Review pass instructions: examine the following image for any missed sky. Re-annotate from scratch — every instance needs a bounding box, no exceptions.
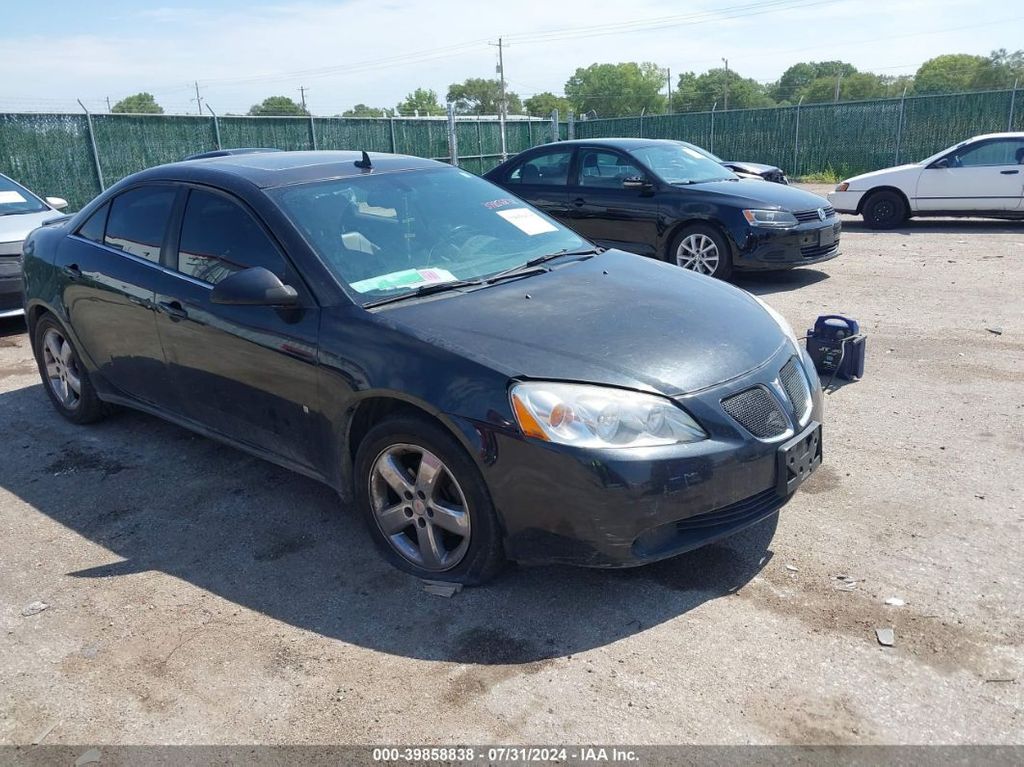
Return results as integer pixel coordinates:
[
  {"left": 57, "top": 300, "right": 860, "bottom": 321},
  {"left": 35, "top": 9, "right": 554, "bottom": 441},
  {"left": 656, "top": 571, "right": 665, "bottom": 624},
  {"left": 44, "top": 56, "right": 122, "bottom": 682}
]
[{"left": 0, "top": 0, "right": 1022, "bottom": 115}]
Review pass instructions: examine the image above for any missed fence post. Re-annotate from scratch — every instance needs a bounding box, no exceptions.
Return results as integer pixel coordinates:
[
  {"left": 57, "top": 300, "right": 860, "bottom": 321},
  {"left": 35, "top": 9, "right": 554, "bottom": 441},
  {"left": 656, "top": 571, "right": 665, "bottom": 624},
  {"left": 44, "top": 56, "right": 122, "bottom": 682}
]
[
  {"left": 551, "top": 109, "right": 559, "bottom": 142},
  {"left": 77, "top": 99, "right": 105, "bottom": 192},
  {"left": 309, "top": 113, "right": 318, "bottom": 150},
  {"left": 205, "top": 104, "right": 221, "bottom": 150},
  {"left": 567, "top": 111, "right": 575, "bottom": 140},
  {"left": 476, "top": 116, "right": 483, "bottom": 161},
  {"left": 1009, "top": 79, "right": 1019, "bottom": 131},
  {"left": 894, "top": 87, "right": 908, "bottom": 165},
  {"left": 527, "top": 118, "right": 533, "bottom": 146},
  {"left": 710, "top": 102, "right": 717, "bottom": 154},
  {"left": 639, "top": 107, "right": 645, "bottom": 138},
  {"left": 389, "top": 114, "right": 397, "bottom": 153},
  {"left": 446, "top": 103, "right": 459, "bottom": 167},
  {"left": 793, "top": 96, "right": 803, "bottom": 177}
]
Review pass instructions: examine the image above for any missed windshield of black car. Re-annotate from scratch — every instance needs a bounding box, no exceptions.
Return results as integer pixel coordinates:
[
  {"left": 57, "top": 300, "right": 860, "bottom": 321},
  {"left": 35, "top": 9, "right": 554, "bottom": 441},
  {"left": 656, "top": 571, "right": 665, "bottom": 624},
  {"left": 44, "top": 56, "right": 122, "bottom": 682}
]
[
  {"left": 629, "top": 144, "right": 737, "bottom": 184},
  {"left": 270, "top": 168, "right": 588, "bottom": 304},
  {"left": 0, "top": 175, "right": 47, "bottom": 215}
]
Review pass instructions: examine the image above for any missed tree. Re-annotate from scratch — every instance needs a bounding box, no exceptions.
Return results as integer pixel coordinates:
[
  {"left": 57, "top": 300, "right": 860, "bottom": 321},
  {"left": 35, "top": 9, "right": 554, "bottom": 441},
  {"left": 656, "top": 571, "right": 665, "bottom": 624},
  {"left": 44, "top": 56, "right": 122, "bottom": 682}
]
[
  {"left": 564, "top": 62, "right": 667, "bottom": 118},
  {"left": 343, "top": 104, "right": 387, "bottom": 118},
  {"left": 914, "top": 54, "right": 988, "bottom": 94},
  {"left": 396, "top": 88, "right": 444, "bottom": 116},
  {"left": 769, "top": 61, "right": 859, "bottom": 103},
  {"left": 446, "top": 78, "right": 522, "bottom": 115},
  {"left": 524, "top": 92, "right": 572, "bottom": 118},
  {"left": 110, "top": 92, "right": 163, "bottom": 114},
  {"left": 248, "top": 96, "right": 308, "bottom": 116},
  {"left": 671, "top": 68, "right": 773, "bottom": 112}
]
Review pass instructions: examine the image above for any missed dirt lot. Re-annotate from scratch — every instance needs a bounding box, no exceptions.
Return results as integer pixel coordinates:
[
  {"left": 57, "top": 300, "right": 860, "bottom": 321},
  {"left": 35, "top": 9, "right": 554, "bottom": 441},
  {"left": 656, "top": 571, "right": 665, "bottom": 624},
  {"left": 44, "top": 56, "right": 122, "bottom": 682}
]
[{"left": 1, "top": 185, "right": 1022, "bottom": 746}]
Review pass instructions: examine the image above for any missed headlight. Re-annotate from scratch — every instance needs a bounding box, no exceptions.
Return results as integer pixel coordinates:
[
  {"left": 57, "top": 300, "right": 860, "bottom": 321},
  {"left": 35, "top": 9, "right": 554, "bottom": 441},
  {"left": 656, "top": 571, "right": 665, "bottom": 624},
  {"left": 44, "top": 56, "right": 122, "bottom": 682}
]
[
  {"left": 836, "top": 182, "right": 849, "bottom": 192},
  {"left": 510, "top": 382, "right": 707, "bottom": 448},
  {"left": 751, "top": 294, "right": 799, "bottom": 350},
  {"left": 742, "top": 209, "right": 797, "bottom": 228}
]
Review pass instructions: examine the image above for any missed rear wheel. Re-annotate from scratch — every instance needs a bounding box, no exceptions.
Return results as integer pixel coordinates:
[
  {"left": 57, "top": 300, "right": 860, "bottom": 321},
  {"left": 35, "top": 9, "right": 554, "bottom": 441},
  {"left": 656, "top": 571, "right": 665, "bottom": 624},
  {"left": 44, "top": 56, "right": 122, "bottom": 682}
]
[
  {"left": 32, "top": 315, "right": 107, "bottom": 424},
  {"left": 670, "top": 225, "right": 732, "bottom": 280},
  {"left": 862, "top": 190, "right": 907, "bottom": 230},
  {"left": 353, "top": 415, "right": 505, "bottom": 585}
]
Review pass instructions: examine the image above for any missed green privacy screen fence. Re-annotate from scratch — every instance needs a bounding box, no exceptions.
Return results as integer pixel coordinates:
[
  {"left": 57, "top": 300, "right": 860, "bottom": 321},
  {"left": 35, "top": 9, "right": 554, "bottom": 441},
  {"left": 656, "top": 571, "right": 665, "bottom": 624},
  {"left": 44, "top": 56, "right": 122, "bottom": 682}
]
[
  {"left": 576, "top": 87, "right": 1022, "bottom": 180},
  {"left": 0, "top": 88, "right": 1020, "bottom": 210}
]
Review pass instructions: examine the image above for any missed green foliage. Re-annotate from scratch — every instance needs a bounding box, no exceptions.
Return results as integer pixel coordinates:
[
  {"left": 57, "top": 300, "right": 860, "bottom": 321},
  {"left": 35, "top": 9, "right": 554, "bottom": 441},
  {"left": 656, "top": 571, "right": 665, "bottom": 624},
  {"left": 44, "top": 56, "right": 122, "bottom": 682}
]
[
  {"left": 916, "top": 50, "right": 1024, "bottom": 94},
  {"left": 524, "top": 92, "right": 572, "bottom": 118},
  {"left": 672, "top": 68, "right": 773, "bottom": 112},
  {"left": 343, "top": 104, "right": 388, "bottom": 118},
  {"left": 446, "top": 78, "right": 522, "bottom": 115},
  {"left": 396, "top": 88, "right": 444, "bottom": 116},
  {"left": 247, "top": 96, "right": 308, "bottom": 116},
  {"left": 564, "top": 62, "right": 666, "bottom": 118},
  {"left": 110, "top": 92, "right": 163, "bottom": 114}
]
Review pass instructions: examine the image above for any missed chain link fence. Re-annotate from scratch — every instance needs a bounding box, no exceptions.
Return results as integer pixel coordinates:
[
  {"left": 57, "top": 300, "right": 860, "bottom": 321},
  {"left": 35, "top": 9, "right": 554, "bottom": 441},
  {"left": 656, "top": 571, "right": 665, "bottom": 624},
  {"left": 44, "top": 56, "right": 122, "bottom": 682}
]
[{"left": 1, "top": 88, "right": 1020, "bottom": 210}]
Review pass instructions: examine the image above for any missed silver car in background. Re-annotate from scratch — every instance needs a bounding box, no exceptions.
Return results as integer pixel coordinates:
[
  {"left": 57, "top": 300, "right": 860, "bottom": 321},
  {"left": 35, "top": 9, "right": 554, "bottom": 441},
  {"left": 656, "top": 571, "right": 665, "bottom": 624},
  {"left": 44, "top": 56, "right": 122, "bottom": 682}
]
[{"left": 0, "top": 173, "right": 68, "bottom": 318}]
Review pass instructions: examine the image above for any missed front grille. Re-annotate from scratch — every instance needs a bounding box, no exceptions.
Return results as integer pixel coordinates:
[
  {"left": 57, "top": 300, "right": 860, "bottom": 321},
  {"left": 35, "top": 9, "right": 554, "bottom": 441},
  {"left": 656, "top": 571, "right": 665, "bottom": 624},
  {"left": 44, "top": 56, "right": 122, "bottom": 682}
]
[
  {"left": 780, "top": 357, "right": 812, "bottom": 425},
  {"left": 800, "top": 241, "right": 840, "bottom": 259},
  {"left": 721, "top": 386, "right": 790, "bottom": 439},
  {"left": 793, "top": 206, "right": 835, "bottom": 222}
]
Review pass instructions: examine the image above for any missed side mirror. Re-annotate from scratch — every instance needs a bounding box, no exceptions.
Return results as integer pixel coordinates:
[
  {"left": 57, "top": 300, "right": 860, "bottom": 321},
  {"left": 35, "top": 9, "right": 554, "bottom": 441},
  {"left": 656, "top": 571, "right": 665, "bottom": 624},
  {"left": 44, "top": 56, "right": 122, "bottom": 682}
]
[
  {"left": 622, "top": 175, "right": 651, "bottom": 190},
  {"left": 931, "top": 158, "right": 950, "bottom": 169},
  {"left": 210, "top": 267, "right": 299, "bottom": 307},
  {"left": 45, "top": 196, "right": 69, "bottom": 210}
]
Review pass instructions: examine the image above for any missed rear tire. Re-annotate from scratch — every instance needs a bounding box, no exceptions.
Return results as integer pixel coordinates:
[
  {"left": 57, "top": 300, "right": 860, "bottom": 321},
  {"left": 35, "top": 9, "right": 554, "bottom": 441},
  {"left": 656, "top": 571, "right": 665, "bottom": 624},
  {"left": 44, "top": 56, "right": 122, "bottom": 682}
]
[
  {"left": 32, "top": 314, "right": 107, "bottom": 424},
  {"left": 353, "top": 414, "right": 505, "bottom": 585},
  {"left": 669, "top": 224, "right": 733, "bottom": 280},
  {"left": 862, "top": 190, "right": 907, "bottom": 230}
]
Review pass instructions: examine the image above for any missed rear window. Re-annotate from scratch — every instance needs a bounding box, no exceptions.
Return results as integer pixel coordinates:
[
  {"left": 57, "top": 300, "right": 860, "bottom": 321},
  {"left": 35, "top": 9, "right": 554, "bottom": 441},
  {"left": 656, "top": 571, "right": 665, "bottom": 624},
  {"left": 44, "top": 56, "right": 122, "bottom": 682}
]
[{"left": 104, "top": 186, "right": 176, "bottom": 262}]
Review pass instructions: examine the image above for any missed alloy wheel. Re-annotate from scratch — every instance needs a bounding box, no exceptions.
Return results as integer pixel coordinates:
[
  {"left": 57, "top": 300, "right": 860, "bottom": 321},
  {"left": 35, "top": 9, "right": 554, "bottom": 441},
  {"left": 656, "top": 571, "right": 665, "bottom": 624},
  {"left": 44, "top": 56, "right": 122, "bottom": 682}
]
[
  {"left": 368, "top": 444, "right": 471, "bottom": 572},
  {"left": 41, "top": 328, "right": 82, "bottom": 410},
  {"left": 676, "top": 233, "right": 720, "bottom": 275}
]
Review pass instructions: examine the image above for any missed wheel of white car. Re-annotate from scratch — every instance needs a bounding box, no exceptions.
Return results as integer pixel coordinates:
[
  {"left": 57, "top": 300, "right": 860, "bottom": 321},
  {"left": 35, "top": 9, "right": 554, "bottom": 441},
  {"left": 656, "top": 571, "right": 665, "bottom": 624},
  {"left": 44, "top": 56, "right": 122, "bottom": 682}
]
[{"left": 862, "top": 190, "right": 907, "bottom": 230}]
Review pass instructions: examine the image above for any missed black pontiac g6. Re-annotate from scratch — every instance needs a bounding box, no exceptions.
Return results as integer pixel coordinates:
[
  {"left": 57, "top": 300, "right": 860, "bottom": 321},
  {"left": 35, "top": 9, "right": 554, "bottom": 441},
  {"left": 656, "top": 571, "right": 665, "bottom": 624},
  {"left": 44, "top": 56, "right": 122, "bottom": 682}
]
[{"left": 22, "top": 151, "right": 823, "bottom": 584}]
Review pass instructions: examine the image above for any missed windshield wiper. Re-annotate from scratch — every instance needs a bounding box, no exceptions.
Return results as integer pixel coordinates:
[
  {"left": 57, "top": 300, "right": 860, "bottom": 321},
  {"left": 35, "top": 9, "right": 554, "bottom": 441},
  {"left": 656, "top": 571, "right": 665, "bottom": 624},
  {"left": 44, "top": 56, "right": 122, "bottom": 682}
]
[
  {"left": 362, "top": 278, "right": 483, "bottom": 308},
  {"left": 487, "top": 247, "right": 601, "bottom": 283}
]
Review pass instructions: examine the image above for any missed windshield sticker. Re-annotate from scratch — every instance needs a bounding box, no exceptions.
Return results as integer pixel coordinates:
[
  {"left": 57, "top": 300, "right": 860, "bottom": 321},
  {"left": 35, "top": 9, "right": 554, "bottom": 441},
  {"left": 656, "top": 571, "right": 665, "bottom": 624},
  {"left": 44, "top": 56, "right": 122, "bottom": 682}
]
[
  {"left": 497, "top": 208, "right": 558, "bottom": 235},
  {"left": 350, "top": 267, "right": 457, "bottom": 294},
  {"left": 483, "top": 198, "right": 516, "bottom": 210},
  {"left": 0, "top": 191, "right": 28, "bottom": 204}
]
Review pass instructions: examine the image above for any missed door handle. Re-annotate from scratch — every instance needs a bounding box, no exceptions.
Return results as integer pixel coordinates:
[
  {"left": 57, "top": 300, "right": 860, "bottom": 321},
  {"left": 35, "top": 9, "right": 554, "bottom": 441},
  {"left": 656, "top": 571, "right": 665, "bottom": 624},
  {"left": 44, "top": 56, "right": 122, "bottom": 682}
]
[
  {"left": 573, "top": 197, "right": 586, "bottom": 207},
  {"left": 61, "top": 264, "right": 82, "bottom": 280},
  {"left": 157, "top": 300, "right": 188, "bottom": 321},
  {"left": 1000, "top": 169, "right": 1020, "bottom": 174}
]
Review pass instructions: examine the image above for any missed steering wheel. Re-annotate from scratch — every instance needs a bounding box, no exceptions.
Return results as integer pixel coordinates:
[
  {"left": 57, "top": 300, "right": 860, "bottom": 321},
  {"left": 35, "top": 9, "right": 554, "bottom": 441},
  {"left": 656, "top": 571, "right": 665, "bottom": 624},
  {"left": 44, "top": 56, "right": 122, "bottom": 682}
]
[{"left": 428, "top": 224, "right": 475, "bottom": 264}]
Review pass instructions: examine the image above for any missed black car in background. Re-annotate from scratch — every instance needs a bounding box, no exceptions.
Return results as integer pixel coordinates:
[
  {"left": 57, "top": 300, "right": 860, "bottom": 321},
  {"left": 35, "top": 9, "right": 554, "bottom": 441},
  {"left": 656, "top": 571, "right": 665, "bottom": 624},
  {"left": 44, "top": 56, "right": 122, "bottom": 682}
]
[
  {"left": 22, "top": 150, "right": 823, "bottom": 584},
  {"left": 484, "top": 138, "right": 837, "bottom": 279}
]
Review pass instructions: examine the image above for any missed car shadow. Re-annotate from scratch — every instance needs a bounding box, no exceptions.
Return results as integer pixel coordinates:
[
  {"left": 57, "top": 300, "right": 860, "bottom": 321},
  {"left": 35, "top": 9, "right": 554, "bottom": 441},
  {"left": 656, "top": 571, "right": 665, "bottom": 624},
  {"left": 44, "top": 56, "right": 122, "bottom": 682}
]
[
  {"left": 0, "top": 315, "right": 27, "bottom": 339},
  {"left": 0, "top": 383, "right": 778, "bottom": 665},
  {"left": 733, "top": 268, "right": 830, "bottom": 296},
  {"left": 840, "top": 218, "right": 1023, "bottom": 235}
]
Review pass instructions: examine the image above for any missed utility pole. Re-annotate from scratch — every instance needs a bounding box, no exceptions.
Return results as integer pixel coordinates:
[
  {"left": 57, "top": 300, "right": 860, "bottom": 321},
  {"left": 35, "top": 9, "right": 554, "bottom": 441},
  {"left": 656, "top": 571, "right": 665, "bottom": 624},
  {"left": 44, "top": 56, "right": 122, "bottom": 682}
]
[
  {"left": 490, "top": 37, "right": 508, "bottom": 161},
  {"left": 299, "top": 85, "right": 309, "bottom": 112},
  {"left": 193, "top": 81, "right": 203, "bottom": 116},
  {"left": 721, "top": 58, "right": 729, "bottom": 111},
  {"left": 106, "top": 96, "right": 112, "bottom": 113},
  {"left": 666, "top": 67, "right": 672, "bottom": 114}
]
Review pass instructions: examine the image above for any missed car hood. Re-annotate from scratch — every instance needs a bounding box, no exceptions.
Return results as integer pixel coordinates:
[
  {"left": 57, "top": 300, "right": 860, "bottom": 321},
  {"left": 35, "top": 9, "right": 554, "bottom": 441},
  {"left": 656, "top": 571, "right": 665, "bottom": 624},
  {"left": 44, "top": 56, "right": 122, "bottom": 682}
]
[
  {"left": 379, "top": 249, "right": 786, "bottom": 397},
  {"left": 675, "top": 178, "right": 826, "bottom": 211},
  {"left": 842, "top": 164, "right": 922, "bottom": 189},
  {"left": 722, "top": 161, "right": 782, "bottom": 175},
  {"left": 0, "top": 209, "right": 61, "bottom": 247}
]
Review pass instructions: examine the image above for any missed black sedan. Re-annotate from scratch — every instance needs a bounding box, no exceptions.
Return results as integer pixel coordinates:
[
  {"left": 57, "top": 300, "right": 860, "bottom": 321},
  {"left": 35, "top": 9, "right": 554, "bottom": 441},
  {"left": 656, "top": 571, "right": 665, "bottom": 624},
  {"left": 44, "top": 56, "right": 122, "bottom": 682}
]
[
  {"left": 484, "top": 138, "right": 838, "bottom": 280},
  {"left": 22, "top": 150, "right": 823, "bottom": 584}
]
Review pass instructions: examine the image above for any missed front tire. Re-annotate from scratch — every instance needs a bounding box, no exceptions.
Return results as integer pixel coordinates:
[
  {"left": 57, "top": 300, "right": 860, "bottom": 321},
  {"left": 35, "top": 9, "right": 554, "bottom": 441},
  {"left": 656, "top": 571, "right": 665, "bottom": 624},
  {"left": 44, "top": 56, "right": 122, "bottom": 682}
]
[
  {"left": 353, "top": 415, "right": 505, "bottom": 585},
  {"left": 670, "top": 224, "right": 733, "bottom": 280},
  {"left": 862, "top": 190, "right": 907, "bottom": 230},
  {"left": 32, "top": 314, "right": 107, "bottom": 424}
]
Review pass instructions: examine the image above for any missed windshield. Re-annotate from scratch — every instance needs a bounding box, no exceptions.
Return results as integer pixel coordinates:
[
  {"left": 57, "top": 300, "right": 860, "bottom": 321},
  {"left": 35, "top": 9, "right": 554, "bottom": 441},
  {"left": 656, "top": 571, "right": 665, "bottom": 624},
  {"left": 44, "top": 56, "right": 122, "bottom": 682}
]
[
  {"left": 271, "top": 168, "right": 588, "bottom": 305},
  {"left": 0, "top": 174, "right": 48, "bottom": 216},
  {"left": 629, "top": 143, "right": 736, "bottom": 185}
]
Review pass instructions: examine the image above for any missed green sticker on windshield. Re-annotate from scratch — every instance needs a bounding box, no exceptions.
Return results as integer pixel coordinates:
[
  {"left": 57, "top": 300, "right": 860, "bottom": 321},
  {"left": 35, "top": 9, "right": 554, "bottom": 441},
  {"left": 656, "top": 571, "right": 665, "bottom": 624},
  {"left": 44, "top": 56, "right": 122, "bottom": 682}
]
[{"left": 350, "top": 267, "right": 457, "bottom": 294}]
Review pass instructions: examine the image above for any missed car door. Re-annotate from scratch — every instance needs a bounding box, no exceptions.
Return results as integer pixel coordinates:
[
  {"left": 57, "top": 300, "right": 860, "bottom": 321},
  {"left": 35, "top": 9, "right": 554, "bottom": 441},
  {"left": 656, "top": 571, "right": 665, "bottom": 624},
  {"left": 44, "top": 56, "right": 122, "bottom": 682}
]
[
  {"left": 54, "top": 185, "right": 179, "bottom": 406},
  {"left": 496, "top": 148, "right": 573, "bottom": 224},
  {"left": 153, "top": 185, "right": 323, "bottom": 470},
  {"left": 564, "top": 147, "right": 662, "bottom": 257},
  {"left": 915, "top": 137, "right": 1024, "bottom": 211}
]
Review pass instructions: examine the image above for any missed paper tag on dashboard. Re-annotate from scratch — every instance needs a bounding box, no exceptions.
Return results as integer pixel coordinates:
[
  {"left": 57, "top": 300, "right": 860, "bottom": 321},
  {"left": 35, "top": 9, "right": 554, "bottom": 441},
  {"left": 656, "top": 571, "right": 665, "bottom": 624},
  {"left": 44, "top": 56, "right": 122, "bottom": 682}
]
[
  {"left": 497, "top": 208, "right": 557, "bottom": 235},
  {"left": 0, "top": 191, "right": 28, "bottom": 204}
]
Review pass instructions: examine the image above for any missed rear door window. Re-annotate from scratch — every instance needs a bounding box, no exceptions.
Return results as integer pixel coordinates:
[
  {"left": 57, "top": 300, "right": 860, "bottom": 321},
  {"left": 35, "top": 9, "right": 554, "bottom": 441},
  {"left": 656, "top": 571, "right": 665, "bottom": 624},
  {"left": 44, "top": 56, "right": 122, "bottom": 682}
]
[
  {"left": 104, "top": 187, "right": 176, "bottom": 262},
  {"left": 507, "top": 150, "right": 573, "bottom": 186}
]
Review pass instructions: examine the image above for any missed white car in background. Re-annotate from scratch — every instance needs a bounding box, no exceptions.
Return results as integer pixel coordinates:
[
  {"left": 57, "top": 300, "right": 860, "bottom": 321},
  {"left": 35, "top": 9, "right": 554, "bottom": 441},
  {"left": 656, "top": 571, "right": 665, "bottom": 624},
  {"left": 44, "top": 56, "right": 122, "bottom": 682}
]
[
  {"left": 0, "top": 173, "right": 68, "bottom": 319},
  {"left": 828, "top": 132, "right": 1024, "bottom": 229}
]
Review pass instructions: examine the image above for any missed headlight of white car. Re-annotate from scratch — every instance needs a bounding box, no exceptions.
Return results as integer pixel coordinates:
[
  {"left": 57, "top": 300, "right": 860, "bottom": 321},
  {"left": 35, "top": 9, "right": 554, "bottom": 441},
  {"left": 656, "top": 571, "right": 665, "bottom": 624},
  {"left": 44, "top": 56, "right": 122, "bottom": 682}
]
[
  {"left": 742, "top": 209, "right": 798, "bottom": 228},
  {"left": 751, "top": 294, "right": 800, "bottom": 350},
  {"left": 510, "top": 382, "right": 707, "bottom": 448}
]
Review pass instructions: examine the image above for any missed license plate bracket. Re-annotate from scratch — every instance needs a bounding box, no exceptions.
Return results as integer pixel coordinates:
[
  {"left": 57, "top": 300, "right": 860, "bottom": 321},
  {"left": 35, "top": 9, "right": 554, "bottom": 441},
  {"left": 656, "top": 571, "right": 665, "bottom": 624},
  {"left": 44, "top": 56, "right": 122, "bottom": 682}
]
[
  {"left": 776, "top": 422, "right": 822, "bottom": 497},
  {"left": 818, "top": 226, "right": 836, "bottom": 248}
]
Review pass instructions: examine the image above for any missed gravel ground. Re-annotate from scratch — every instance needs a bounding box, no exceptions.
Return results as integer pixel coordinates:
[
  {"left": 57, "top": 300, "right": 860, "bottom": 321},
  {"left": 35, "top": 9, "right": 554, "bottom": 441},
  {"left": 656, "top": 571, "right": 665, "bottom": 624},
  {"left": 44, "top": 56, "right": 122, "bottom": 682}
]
[{"left": 1, "top": 185, "right": 1022, "bottom": 745}]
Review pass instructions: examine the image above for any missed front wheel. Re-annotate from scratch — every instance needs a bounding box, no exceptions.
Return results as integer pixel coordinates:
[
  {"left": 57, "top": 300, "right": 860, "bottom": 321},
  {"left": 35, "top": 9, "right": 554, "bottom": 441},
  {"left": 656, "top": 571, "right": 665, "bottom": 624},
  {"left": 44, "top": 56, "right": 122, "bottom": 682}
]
[
  {"left": 862, "top": 190, "right": 907, "bottom": 230},
  {"left": 353, "top": 415, "right": 505, "bottom": 585},
  {"left": 670, "top": 225, "right": 732, "bottom": 280}
]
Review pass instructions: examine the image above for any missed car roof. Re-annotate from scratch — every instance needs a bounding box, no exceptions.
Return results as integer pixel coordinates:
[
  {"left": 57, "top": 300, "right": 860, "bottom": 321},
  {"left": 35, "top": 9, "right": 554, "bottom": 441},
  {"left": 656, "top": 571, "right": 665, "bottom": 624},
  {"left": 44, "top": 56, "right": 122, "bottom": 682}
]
[
  {"left": 542, "top": 138, "right": 671, "bottom": 150},
  {"left": 965, "top": 132, "right": 1024, "bottom": 141},
  {"left": 133, "top": 150, "right": 446, "bottom": 189}
]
